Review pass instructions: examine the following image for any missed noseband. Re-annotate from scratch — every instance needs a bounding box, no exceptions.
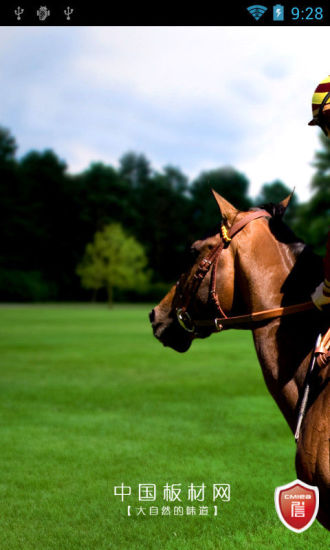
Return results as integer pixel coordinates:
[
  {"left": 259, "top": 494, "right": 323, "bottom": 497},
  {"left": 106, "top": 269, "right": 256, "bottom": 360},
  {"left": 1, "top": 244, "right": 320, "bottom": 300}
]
[{"left": 175, "top": 210, "right": 315, "bottom": 333}]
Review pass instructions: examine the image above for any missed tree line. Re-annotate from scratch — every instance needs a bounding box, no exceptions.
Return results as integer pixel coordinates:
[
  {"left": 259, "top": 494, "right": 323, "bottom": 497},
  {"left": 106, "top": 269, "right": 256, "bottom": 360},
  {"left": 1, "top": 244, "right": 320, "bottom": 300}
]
[{"left": 0, "top": 126, "right": 328, "bottom": 302}]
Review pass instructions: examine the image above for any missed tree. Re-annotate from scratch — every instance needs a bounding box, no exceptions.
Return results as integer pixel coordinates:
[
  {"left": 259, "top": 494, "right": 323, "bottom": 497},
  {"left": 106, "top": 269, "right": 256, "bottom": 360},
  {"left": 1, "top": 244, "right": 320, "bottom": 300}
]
[
  {"left": 118, "top": 153, "right": 192, "bottom": 282},
  {"left": 75, "top": 162, "right": 131, "bottom": 234},
  {"left": 293, "top": 132, "right": 330, "bottom": 255},
  {"left": 0, "top": 126, "right": 17, "bottom": 162},
  {"left": 255, "top": 180, "right": 298, "bottom": 223},
  {"left": 17, "top": 149, "right": 72, "bottom": 297},
  {"left": 311, "top": 132, "right": 330, "bottom": 189},
  {"left": 131, "top": 164, "right": 191, "bottom": 282},
  {"left": 118, "top": 152, "right": 151, "bottom": 187},
  {"left": 0, "top": 127, "right": 19, "bottom": 267},
  {"left": 76, "top": 223, "right": 150, "bottom": 305},
  {"left": 190, "top": 167, "right": 252, "bottom": 240}
]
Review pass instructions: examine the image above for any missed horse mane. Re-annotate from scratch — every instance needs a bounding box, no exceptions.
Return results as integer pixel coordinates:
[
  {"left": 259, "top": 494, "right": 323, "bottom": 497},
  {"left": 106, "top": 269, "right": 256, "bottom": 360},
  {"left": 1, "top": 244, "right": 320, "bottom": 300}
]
[
  {"left": 255, "top": 201, "right": 287, "bottom": 219},
  {"left": 251, "top": 202, "right": 304, "bottom": 247},
  {"left": 251, "top": 203, "right": 323, "bottom": 300}
]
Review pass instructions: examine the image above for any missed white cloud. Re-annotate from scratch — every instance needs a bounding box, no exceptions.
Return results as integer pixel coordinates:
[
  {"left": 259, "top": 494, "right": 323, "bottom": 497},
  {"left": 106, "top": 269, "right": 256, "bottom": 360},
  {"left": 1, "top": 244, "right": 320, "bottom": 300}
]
[
  {"left": 65, "top": 142, "right": 118, "bottom": 173},
  {"left": 0, "top": 26, "right": 328, "bottom": 201}
]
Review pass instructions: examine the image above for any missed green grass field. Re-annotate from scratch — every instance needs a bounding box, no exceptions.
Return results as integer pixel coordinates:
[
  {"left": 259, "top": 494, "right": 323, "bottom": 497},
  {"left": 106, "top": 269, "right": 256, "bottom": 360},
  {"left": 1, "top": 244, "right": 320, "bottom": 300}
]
[{"left": 0, "top": 304, "right": 328, "bottom": 549}]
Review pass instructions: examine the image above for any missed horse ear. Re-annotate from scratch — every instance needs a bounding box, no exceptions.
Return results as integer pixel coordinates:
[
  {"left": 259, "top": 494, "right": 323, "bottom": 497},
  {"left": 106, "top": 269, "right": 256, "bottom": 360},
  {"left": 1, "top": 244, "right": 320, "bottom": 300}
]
[
  {"left": 211, "top": 189, "right": 238, "bottom": 225},
  {"left": 279, "top": 189, "right": 295, "bottom": 211}
]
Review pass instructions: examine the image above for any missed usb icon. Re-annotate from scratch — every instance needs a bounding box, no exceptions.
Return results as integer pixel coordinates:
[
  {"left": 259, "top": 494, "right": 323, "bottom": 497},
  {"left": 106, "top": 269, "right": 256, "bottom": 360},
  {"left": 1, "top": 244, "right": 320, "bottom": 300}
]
[{"left": 273, "top": 4, "right": 284, "bottom": 21}]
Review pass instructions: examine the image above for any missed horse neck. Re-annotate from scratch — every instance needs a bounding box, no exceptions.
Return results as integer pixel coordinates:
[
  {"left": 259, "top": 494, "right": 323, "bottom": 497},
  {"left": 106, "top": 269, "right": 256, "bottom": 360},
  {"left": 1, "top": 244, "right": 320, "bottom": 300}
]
[
  {"left": 235, "top": 220, "right": 308, "bottom": 312},
  {"left": 234, "top": 220, "right": 323, "bottom": 432}
]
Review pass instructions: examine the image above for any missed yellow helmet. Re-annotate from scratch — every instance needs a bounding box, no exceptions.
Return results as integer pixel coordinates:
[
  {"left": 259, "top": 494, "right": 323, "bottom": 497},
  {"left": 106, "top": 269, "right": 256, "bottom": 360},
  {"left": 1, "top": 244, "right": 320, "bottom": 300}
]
[{"left": 308, "top": 76, "right": 330, "bottom": 136}]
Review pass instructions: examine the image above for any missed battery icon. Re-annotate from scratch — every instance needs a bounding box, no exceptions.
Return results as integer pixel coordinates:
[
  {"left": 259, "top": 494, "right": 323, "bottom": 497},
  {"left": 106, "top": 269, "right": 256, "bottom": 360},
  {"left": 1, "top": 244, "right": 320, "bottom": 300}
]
[{"left": 273, "top": 4, "right": 284, "bottom": 20}]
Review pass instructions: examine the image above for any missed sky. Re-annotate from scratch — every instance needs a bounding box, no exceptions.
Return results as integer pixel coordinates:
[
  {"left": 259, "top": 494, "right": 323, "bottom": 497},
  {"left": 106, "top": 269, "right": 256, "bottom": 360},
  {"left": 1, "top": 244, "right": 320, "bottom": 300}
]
[{"left": 0, "top": 26, "right": 329, "bottom": 201}]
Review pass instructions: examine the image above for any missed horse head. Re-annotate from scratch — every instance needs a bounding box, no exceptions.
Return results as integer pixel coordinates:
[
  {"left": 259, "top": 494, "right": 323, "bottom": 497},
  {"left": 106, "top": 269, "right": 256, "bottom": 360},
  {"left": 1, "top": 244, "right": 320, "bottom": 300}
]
[{"left": 149, "top": 190, "right": 297, "bottom": 352}]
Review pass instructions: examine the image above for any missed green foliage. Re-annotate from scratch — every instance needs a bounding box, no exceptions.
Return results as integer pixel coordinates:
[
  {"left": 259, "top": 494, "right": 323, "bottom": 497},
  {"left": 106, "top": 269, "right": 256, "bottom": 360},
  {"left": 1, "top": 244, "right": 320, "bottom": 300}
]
[
  {"left": 131, "top": 165, "right": 191, "bottom": 282},
  {"left": 77, "top": 223, "right": 150, "bottom": 305},
  {"left": 114, "top": 281, "right": 172, "bottom": 303},
  {"left": 255, "top": 180, "right": 292, "bottom": 205},
  {"left": 311, "top": 132, "right": 330, "bottom": 181},
  {"left": 255, "top": 180, "right": 298, "bottom": 223},
  {"left": 293, "top": 131, "right": 330, "bottom": 254},
  {"left": 0, "top": 269, "right": 56, "bottom": 301},
  {"left": 0, "top": 124, "right": 328, "bottom": 302},
  {"left": 119, "top": 151, "right": 151, "bottom": 186},
  {"left": 75, "top": 162, "right": 131, "bottom": 232},
  {"left": 0, "top": 126, "right": 17, "bottom": 162},
  {"left": 190, "top": 167, "right": 252, "bottom": 239}
]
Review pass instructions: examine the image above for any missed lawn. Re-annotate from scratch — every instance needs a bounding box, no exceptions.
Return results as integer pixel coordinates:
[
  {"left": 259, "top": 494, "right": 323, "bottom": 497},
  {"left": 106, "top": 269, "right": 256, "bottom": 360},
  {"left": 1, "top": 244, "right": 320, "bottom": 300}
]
[{"left": 0, "top": 304, "right": 327, "bottom": 549}]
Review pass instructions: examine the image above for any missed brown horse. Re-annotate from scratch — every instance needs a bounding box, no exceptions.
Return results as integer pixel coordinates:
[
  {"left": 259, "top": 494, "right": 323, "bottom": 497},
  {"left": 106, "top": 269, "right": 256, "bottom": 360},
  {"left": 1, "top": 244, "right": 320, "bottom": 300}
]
[{"left": 149, "top": 191, "right": 329, "bottom": 530}]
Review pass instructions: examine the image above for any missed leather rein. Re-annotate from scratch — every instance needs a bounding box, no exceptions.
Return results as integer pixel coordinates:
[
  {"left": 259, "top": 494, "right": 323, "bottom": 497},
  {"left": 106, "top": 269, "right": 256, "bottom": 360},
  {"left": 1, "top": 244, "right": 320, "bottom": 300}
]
[{"left": 175, "top": 210, "right": 315, "bottom": 334}]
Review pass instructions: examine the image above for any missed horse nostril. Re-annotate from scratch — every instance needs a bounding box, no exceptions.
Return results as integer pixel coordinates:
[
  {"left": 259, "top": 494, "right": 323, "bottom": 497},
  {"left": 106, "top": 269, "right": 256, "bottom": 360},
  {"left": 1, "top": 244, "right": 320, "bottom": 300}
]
[{"left": 149, "top": 309, "right": 155, "bottom": 323}]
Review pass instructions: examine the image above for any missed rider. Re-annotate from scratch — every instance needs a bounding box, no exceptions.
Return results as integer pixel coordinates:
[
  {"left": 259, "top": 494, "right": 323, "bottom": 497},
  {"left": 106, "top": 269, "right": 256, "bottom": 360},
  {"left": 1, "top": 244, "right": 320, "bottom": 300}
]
[{"left": 308, "top": 75, "right": 330, "bottom": 309}]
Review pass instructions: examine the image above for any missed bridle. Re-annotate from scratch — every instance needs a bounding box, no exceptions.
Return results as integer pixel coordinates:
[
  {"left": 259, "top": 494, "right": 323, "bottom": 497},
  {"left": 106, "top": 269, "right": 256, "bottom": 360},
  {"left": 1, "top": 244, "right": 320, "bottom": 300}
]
[{"left": 175, "top": 210, "right": 315, "bottom": 334}]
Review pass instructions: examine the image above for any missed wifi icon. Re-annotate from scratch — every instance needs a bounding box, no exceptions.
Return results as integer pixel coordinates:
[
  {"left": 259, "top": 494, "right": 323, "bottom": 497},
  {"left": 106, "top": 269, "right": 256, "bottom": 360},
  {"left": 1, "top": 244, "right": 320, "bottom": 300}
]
[{"left": 247, "top": 4, "right": 268, "bottom": 20}]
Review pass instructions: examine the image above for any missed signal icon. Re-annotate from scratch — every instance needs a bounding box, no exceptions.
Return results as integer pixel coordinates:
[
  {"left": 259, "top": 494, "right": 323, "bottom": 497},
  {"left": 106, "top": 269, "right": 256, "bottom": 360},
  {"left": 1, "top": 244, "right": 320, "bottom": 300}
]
[{"left": 247, "top": 4, "right": 268, "bottom": 20}]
